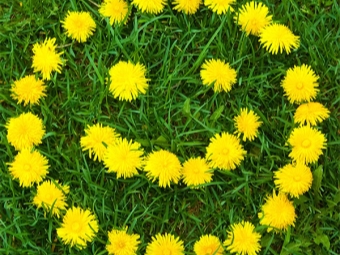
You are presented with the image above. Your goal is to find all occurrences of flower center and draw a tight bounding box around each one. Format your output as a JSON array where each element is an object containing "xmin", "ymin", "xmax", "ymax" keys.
[
  {"xmin": 118, "ymin": 242, "xmax": 126, "ymax": 249},
  {"xmin": 296, "ymin": 82, "xmax": 304, "ymax": 90},
  {"xmin": 24, "ymin": 164, "xmax": 31, "ymax": 171},
  {"xmin": 302, "ymin": 139, "xmax": 311, "ymax": 148},
  {"xmin": 293, "ymin": 176, "xmax": 301, "ymax": 182},
  {"xmin": 206, "ymin": 248, "xmax": 213, "ymax": 254},
  {"xmin": 222, "ymin": 148, "xmax": 229, "ymax": 155},
  {"xmin": 163, "ymin": 249, "xmax": 171, "ymax": 255},
  {"xmin": 71, "ymin": 222, "xmax": 80, "ymax": 232}
]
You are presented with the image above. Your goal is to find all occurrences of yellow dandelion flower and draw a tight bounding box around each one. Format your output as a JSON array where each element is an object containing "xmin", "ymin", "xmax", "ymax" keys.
[
  {"xmin": 258, "ymin": 192, "xmax": 296, "ymax": 232},
  {"xmin": 194, "ymin": 234, "xmax": 224, "ymax": 255},
  {"xmin": 224, "ymin": 221, "xmax": 261, "ymax": 255},
  {"xmin": 294, "ymin": 102, "xmax": 330, "ymax": 126},
  {"xmin": 10, "ymin": 75, "xmax": 46, "ymax": 106},
  {"xmin": 146, "ymin": 233, "xmax": 184, "ymax": 255},
  {"xmin": 274, "ymin": 163, "xmax": 313, "ymax": 198},
  {"xmin": 143, "ymin": 150, "xmax": 182, "ymax": 188},
  {"xmin": 288, "ymin": 126, "xmax": 326, "ymax": 164},
  {"xmin": 8, "ymin": 148, "xmax": 49, "ymax": 187},
  {"xmin": 62, "ymin": 11, "xmax": 96, "ymax": 43},
  {"xmin": 57, "ymin": 207, "xmax": 99, "ymax": 249},
  {"xmin": 80, "ymin": 123, "xmax": 120, "ymax": 162},
  {"xmin": 99, "ymin": 0, "xmax": 129, "ymax": 25},
  {"xmin": 106, "ymin": 228, "xmax": 140, "ymax": 255},
  {"xmin": 234, "ymin": 108, "xmax": 262, "ymax": 141},
  {"xmin": 33, "ymin": 180, "xmax": 69, "ymax": 217},
  {"xmin": 182, "ymin": 157, "xmax": 212, "ymax": 188},
  {"xmin": 108, "ymin": 61, "xmax": 149, "ymax": 101},
  {"xmin": 259, "ymin": 23, "xmax": 300, "ymax": 54},
  {"xmin": 206, "ymin": 132, "xmax": 246, "ymax": 171},
  {"xmin": 132, "ymin": 0, "xmax": 166, "ymax": 14},
  {"xmin": 6, "ymin": 112, "xmax": 45, "ymax": 151},
  {"xmin": 235, "ymin": 1, "xmax": 272, "ymax": 36},
  {"xmin": 32, "ymin": 38, "xmax": 63, "ymax": 80},
  {"xmin": 172, "ymin": 0, "xmax": 201, "ymax": 15},
  {"xmin": 281, "ymin": 64, "xmax": 319, "ymax": 104},
  {"xmin": 104, "ymin": 138, "xmax": 144, "ymax": 179},
  {"xmin": 200, "ymin": 59, "xmax": 237, "ymax": 93},
  {"xmin": 204, "ymin": 0, "xmax": 235, "ymax": 15}
]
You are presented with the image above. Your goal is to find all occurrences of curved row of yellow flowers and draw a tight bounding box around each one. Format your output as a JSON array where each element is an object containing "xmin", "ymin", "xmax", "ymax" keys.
[{"xmin": 5, "ymin": 1, "xmax": 331, "ymax": 254}]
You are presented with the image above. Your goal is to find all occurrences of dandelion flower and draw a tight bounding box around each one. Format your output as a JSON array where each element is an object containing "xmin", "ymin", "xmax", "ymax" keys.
[
  {"xmin": 99, "ymin": 0, "xmax": 129, "ymax": 25},
  {"xmin": 6, "ymin": 112, "xmax": 45, "ymax": 151},
  {"xmin": 182, "ymin": 157, "xmax": 212, "ymax": 188},
  {"xmin": 11, "ymin": 75, "xmax": 46, "ymax": 105},
  {"xmin": 62, "ymin": 11, "xmax": 96, "ymax": 43},
  {"xmin": 57, "ymin": 207, "xmax": 99, "ymax": 249},
  {"xmin": 206, "ymin": 132, "xmax": 246, "ymax": 171},
  {"xmin": 288, "ymin": 126, "xmax": 326, "ymax": 164},
  {"xmin": 80, "ymin": 123, "xmax": 120, "ymax": 162},
  {"xmin": 235, "ymin": 1, "xmax": 272, "ymax": 36},
  {"xmin": 204, "ymin": 0, "xmax": 235, "ymax": 15},
  {"xmin": 32, "ymin": 38, "xmax": 63, "ymax": 80},
  {"xmin": 274, "ymin": 163, "xmax": 313, "ymax": 198},
  {"xmin": 8, "ymin": 148, "xmax": 49, "ymax": 187},
  {"xmin": 224, "ymin": 221, "xmax": 261, "ymax": 255},
  {"xmin": 258, "ymin": 192, "xmax": 296, "ymax": 232},
  {"xmin": 172, "ymin": 0, "xmax": 201, "ymax": 15},
  {"xmin": 281, "ymin": 64, "xmax": 319, "ymax": 104},
  {"xmin": 132, "ymin": 0, "xmax": 166, "ymax": 14},
  {"xmin": 108, "ymin": 61, "xmax": 149, "ymax": 101},
  {"xmin": 194, "ymin": 234, "xmax": 224, "ymax": 255},
  {"xmin": 146, "ymin": 233, "xmax": 184, "ymax": 255},
  {"xmin": 33, "ymin": 180, "xmax": 69, "ymax": 217},
  {"xmin": 200, "ymin": 59, "xmax": 237, "ymax": 93},
  {"xmin": 259, "ymin": 24, "xmax": 299, "ymax": 54},
  {"xmin": 234, "ymin": 108, "xmax": 262, "ymax": 141},
  {"xmin": 104, "ymin": 138, "xmax": 144, "ymax": 178},
  {"xmin": 294, "ymin": 102, "xmax": 330, "ymax": 126},
  {"xmin": 106, "ymin": 228, "xmax": 140, "ymax": 255},
  {"xmin": 143, "ymin": 150, "xmax": 182, "ymax": 188}
]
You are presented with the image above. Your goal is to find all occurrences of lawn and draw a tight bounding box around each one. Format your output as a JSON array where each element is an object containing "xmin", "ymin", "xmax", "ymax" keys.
[{"xmin": 0, "ymin": 0, "xmax": 339, "ymax": 254}]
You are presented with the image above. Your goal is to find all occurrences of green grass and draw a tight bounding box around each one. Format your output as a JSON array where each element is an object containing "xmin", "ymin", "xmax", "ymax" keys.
[{"xmin": 0, "ymin": 0, "xmax": 340, "ymax": 254}]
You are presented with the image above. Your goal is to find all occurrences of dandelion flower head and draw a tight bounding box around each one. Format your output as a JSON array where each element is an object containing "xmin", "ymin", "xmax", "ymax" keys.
[
  {"xmin": 108, "ymin": 61, "xmax": 149, "ymax": 101},
  {"xmin": 204, "ymin": 0, "xmax": 235, "ymax": 15},
  {"xmin": 132, "ymin": 0, "xmax": 166, "ymax": 14},
  {"xmin": 258, "ymin": 192, "xmax": 296, "ymax": 232},
  {"xmin": 10, "ymin": 75, "xmax": 46, "ymax": 106},
  {"xmin": 294, "ymin": 102, "xmax": 330, "ymax": 126},
  {"xmin": 80, "ymin": 123, "xmax": 120, "ymax": 162},
  {"xmin": 200, "ymin": 59, "xmax": 237, "ymax": 93},
  {"xmin": 206, "ymin": 132, "xmax": 246, "ymax": 171},
  {"xmin": 259, "ymin": 23, "xmax": 300, "ymax": 54},
  {"xmin": 106, "ymin": 227, "xmax": 140, "ymax": 255},
  {"xmin": 144, "ymin": 150, "xmax": 182, "ymax": 188},
  {"xmin": 281, "ymin": 64, "xmax": 319, "ymax": 104},
  {"xmin": 57, "ymin": 207, "xmax": 99, "ymax": 249},
  {"xmin": 8, "ymin": 148, "xmax": 49, "ymax": 187},
  {"xmin": 99, "ymin": 0, "xmax": 129, "ymax": 25},
  {"xmin": 274, "ymin": 162, "xmax": 313, "ymax": 198},
  {"xmin": 182, "ymin": 157, "xmax": 212, "ymax": 188},
  {"xmin": 62, "ymin": 11, "xmax": 96, "ymax": 43},
  {"xmin": 172, "ymin": 0, "xmax": 201, "ymax": 15},
  {"xmin": 6, "ymin": 112, "xmax": 45, "ymax": 151},
  {"xmin": 104, "ymin": 137, "xmax": 144, "ymax": 179},
  {"xmin": 194, "ymin": 234, "xmax": 224, "ymax": 255},
  {"xmin": 224, "ymin": 221, "xmax": 261, "ymax": 255},
  {"xmin": 32, "ymin": 37, "xmax": 63, "ymax": 80},
  {"xmin": 234, "ymin": 108, "xmax": 262, "ymax": 141},
  {"xmin": 288, "ymin": 125, "xmax": 326, "ymax": 164},
  {"xmin": 235, "ymin": 1, "xmax": 272, "ymax": 36},
  {"xmin": 33, "ymin": 180, "xmax": 69, "ymax": 217},
  {"xmin": 145, "ymin": 233, "xmax": 184, "ymax": 255}
]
